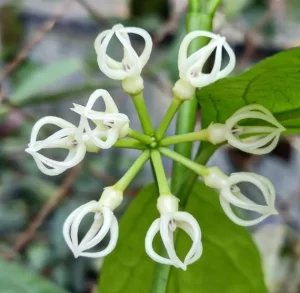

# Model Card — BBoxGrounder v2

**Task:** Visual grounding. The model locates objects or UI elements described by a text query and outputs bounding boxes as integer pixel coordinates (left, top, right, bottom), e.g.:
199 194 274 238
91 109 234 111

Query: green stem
150 150 171 195
160 147 208 177
160 130 209 146
131 92 155 136
150 249 172 293
114 139 146 150
114 150 150 191
127 128 153 144
177 144 218 207
171 11 213 192
156 97 183 140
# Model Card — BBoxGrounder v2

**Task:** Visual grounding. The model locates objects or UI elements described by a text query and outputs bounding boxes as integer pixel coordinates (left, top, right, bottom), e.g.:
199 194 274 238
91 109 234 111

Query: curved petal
97 31 129 80
80 216 119 258
119 27 152 67
178 31 222 69
145 219 176 266
216 41 236 80
29 116 76 147
78 212 104 249
220 172 276 214
220 196 270 226
63 201 97 256
85 89 118 114
79 207 113 251
116 30 141 77
160 214 186 270
174 212 203 266
69 201 99 256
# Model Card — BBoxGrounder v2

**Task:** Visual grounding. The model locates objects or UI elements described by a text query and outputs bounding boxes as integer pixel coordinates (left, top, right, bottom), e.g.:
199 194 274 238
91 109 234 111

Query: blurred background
1 0 300 292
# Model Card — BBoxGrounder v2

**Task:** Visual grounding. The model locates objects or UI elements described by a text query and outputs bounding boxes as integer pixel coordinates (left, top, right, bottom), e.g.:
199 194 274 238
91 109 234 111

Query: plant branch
13 165 81 252
0 0 72 86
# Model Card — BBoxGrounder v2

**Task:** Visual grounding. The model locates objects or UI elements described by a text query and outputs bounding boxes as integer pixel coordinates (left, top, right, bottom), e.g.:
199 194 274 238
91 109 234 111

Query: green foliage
11 58 83 104
0 257 70 293
99 181 266 293
197 48 300 132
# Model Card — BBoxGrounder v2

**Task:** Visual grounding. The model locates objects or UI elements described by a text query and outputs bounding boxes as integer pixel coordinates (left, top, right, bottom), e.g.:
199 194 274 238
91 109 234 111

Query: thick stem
160 147 208 177
114 139 146 150
114 150 150 191
131 92 155 136
171 12 213 192
156 97 183 140
150 150 171 195
160 130 209 146
127 128 153 144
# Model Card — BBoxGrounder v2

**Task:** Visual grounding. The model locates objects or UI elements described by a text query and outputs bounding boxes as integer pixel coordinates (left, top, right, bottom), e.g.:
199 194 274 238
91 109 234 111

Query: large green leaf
0 257 70 293
98 181 266 293
11 58 83 104
197 48 300 132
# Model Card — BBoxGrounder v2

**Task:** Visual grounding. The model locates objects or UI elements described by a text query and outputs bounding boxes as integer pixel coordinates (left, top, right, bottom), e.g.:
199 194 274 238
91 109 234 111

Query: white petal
174 212 202 266
69 201 99 257
220 196 270 226
78 212 104 249
216 41 236 80
178 31 221 69
145 219 176 266
227 173 276 211
63 201 97 255
79 207 113 251
118 27 152 67
29 116 76 147
80 216 119 258
160 215 186 270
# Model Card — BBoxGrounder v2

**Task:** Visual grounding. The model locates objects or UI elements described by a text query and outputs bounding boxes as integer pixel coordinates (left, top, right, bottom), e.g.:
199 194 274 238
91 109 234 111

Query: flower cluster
25 23 284 271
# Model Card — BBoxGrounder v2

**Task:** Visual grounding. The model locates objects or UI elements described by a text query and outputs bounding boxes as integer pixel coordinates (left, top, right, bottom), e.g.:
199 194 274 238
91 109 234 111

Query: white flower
25 116 86 176
207 104 285 154
145 195 202 270
63 186 122 258
94 24 152 80
178 30 236 88
71 89 129 149
204 167 278 226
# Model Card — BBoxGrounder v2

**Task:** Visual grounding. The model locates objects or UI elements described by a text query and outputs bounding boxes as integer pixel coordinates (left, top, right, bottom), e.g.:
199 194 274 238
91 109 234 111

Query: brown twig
0 0 72 84
74 0 112 27
13 165 81 253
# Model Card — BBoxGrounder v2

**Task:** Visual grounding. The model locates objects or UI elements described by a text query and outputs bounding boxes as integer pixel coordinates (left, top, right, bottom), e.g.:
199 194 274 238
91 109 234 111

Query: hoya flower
25 116 86 176
177 30 236 89
207 104 285 154
204 167 278 226
145 195 202 270
71 89 129 149
94 24 152 80
63 186 122 258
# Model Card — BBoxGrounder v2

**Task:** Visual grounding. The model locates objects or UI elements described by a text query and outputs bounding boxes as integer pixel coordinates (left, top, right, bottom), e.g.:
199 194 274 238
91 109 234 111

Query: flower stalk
114 150 150 191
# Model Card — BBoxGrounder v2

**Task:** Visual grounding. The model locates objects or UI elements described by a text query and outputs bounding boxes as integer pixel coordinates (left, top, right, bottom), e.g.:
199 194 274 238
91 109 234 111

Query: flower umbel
63 186 122 258
178 30 236 88
204 167 277 226
71 89 129 149
207 104 285 154
25 116 86 176
94 24 152 80
145 195 202 270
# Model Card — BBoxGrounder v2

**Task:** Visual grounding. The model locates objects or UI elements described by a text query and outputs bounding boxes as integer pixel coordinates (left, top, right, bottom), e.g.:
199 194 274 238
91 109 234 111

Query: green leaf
11 58 83 104
0 257 70 293
98 181 266 293
197 48 300 133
